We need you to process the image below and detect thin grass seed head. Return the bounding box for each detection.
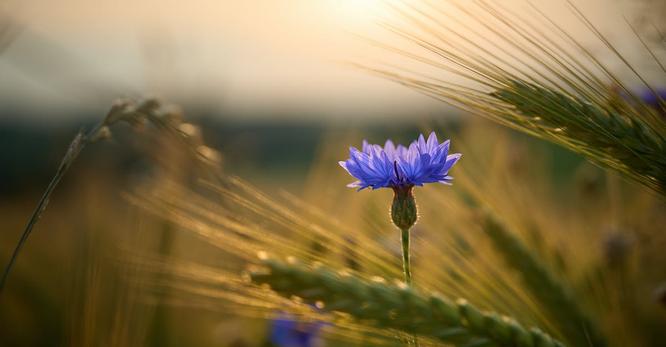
[339,132,461,230]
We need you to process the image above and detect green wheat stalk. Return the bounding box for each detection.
[492,81,666,196]
[481,211,606,347]
[364,0,666,196]
[250,257,567,347]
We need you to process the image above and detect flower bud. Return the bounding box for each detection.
[391,186,417,230]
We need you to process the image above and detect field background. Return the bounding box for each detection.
[1,0,665,346]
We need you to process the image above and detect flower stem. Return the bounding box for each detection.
[401,228,419,347]
[391,187,418,346]
[401,228,412,285]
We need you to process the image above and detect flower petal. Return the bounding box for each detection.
[340,132,460,189]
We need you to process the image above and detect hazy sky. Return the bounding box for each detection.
[0,0,662,121]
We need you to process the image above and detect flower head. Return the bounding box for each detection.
[339,132,461,190]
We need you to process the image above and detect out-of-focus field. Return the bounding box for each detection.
[1,115,664,346]
[1,0,665,345]
[0,117,329,346]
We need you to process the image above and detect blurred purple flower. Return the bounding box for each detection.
[638,88,666,110]
[339,132,461,190]
[615,86,666,113]
[269,314,323,347]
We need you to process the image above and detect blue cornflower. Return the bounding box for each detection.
[615,86,666,114]
[339,132,461,288]
[339,132,461,191]
[269,314,323,347]
[638,88,666,112]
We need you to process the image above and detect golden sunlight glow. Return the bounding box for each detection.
[1,0,637,120]
[326,0,388,23]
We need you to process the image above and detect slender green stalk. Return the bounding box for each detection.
[392,187,419,346]
[251,257,567,347]
[391,186,417,288]
[401,228,412,286]
[400,228,419,347]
